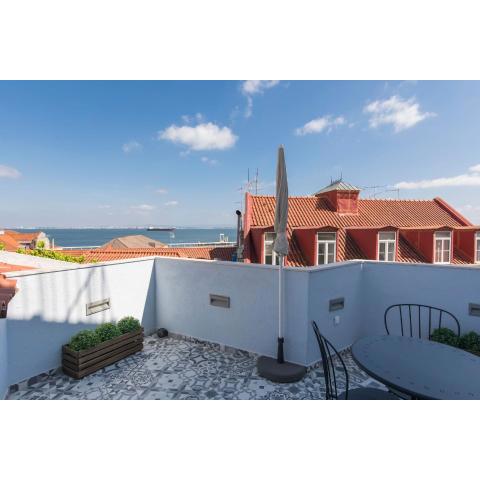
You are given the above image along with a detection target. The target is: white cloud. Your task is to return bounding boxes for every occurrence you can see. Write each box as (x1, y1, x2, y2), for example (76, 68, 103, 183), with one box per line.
(364, 95, 435, 132)
(122, 140, 142, 154)
(181, 113, 204, 124)
(201, 156, 218, 166)
(130, 204, 155, 211)
(294, 115, 345, 136)
(164, 200, 179, 206)
(159, 122, 237, 151)
(459, 204, 480, 223)
(156, 188, 168, 194)
(395, 164, 480, 189)
(241, 80, 279, 118)
(241, 80, 279, 95)
(0, 164, 21, 179)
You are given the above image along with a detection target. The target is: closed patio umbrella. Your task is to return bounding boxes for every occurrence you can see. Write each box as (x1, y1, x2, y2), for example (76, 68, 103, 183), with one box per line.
(257, 145, 306, 383)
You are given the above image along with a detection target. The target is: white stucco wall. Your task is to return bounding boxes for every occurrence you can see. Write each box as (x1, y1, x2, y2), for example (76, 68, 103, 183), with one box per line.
(154, 257, 311, 365)
(5, 258, 156, 387)
(306, 262, 365, 365)
(361, 262, 480, 337)
(3, 256, 480, 398)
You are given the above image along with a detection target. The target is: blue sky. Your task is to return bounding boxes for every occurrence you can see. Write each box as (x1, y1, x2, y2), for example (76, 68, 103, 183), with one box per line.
(1, 80, 480, 227)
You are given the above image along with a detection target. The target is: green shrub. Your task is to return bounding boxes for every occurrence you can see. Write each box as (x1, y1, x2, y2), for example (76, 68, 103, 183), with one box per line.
(36, 240, 45, 249)
(69, 330, 100, 351)
(459, 331, 480, 352)
(118, 316, 141, 334)
(430, 328, 459, 347)
(95, 322, 121, 342)
(0, 242, 5, 251)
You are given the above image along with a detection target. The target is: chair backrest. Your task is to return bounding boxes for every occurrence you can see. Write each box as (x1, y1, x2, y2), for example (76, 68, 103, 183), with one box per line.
(384, 304, 460, 339)
(312, 321, 349, 400)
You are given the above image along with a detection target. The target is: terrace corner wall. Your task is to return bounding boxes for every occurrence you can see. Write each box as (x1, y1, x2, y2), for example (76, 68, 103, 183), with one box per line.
(5, 258, 156, 387)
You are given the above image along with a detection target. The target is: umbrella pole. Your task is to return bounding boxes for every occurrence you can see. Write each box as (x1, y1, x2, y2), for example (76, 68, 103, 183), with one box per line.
(277, 254, 285, 363)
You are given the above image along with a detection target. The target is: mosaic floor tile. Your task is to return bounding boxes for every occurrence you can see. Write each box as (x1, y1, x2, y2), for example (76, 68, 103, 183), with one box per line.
(6, 335, 385, 400)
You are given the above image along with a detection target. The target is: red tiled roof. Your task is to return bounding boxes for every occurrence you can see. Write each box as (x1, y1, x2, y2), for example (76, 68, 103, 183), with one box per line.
(0, 233, 20, 251)
(246, 193, 477, 266)
(0, 262, 34, 274)
(64, 246, 236, 263)
(4, 230, 40, 242)
(396, 235, 426, 263)
(249, 195, 468, 229)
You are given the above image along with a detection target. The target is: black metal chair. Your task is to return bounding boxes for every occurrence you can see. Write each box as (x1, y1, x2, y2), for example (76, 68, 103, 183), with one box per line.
(384, 304, 461, 339)
(312, 321, 398, 400)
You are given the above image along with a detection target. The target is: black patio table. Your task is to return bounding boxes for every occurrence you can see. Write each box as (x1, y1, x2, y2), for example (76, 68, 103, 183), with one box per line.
(351, 335, 480, 400)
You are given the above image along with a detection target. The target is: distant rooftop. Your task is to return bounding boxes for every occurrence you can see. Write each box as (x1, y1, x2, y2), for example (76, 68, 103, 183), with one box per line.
(65, 245, 236, 263)
(101, 234, 166, 249)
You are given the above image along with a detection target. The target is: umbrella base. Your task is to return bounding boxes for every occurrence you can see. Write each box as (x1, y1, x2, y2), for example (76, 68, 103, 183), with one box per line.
(257, 356, 307, 383)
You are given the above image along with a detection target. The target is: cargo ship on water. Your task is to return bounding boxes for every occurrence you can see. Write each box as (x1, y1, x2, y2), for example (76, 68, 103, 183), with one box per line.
(147, 226, 176, 232)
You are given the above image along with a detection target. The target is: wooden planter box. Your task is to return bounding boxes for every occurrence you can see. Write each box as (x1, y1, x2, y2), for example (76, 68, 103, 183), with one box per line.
(62, 328, 144, 379)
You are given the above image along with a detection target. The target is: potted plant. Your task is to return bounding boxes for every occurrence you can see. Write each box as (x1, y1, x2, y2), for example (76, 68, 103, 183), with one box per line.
(430, 328, 480, 356)
(62, 316, 144, 379)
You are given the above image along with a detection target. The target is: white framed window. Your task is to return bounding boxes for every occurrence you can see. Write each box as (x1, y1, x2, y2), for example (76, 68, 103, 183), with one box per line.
(476, 232, 480, 263)
(378, 231, 396, 262)
(317, 232, 336, 265)
(434, 231, 451, 264)
(264, 232, 280, 265)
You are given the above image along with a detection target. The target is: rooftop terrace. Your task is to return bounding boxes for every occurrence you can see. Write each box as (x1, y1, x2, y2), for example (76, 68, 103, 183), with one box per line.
(2, 255, 480, 399)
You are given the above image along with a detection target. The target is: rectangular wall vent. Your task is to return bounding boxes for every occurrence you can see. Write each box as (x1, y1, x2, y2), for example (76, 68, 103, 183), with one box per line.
(469, 303, 480, 317)
(329, 297, 345, 312)
(209, 294, 230, 309)
(86, 298, 111, 316)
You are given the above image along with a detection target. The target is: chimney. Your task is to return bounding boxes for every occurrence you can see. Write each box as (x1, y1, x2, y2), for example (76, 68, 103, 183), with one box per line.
(314, 179, 360, 215)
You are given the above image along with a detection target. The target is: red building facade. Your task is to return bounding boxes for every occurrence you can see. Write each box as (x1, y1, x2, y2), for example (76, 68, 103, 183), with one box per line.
(243, 180, 480, 267)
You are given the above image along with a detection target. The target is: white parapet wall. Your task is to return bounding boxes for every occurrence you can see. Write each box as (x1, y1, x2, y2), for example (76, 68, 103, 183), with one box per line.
(0, 251, 74, 269)
(154, 257, 311, 365)
(4, 258, 156, 390)
(2, 256, 480, 398)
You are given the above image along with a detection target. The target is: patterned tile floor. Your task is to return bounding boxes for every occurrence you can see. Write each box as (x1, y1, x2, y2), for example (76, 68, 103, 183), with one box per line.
(6, 335, 386, 400)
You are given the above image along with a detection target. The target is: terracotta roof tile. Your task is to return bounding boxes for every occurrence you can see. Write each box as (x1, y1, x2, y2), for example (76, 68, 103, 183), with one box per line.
(0, 233, 20, 251)
(64, 246, 236, 263)
(247, 194, 475, 266)
(249, 195, 467, 229)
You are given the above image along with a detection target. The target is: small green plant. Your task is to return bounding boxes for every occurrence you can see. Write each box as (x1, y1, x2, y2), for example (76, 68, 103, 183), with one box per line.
(36, 240, 45, 249)
(430, 328, 459, 347)
(95, 322, 121, 342)
(0, 242, 5, 251)
(459, 331, 480, 353)
(69, 330, 100, 351)
(118, 316, 141, 334)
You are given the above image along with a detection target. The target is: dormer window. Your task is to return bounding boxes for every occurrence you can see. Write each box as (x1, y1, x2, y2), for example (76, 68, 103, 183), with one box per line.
(317, 232, 336, 265)
(434, 231, 451, 264)
(378, 231, 396, 262)
(264, 232, 280, 265)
